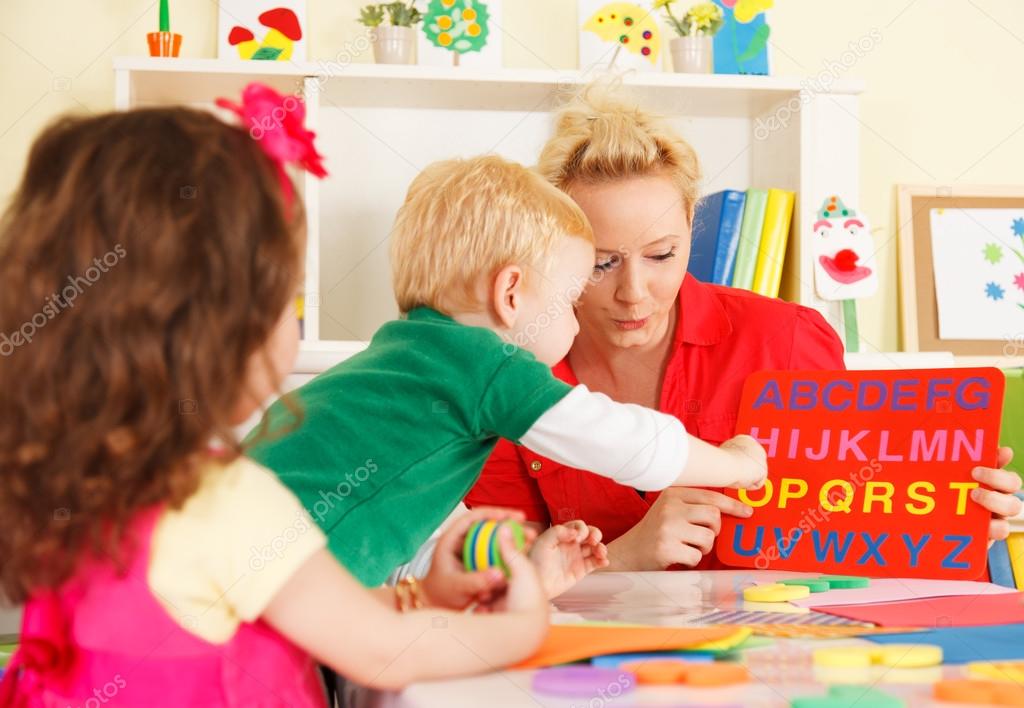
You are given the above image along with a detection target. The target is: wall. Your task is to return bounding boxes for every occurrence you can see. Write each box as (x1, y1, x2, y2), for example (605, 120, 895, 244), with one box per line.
(2, 0, 1023, 352)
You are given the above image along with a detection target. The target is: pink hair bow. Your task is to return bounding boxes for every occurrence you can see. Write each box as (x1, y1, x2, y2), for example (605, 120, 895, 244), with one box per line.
(216, 82, 328, 210)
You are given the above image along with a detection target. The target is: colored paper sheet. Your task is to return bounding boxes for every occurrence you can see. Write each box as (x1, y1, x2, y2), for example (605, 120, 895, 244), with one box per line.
(514, 624, 739, 669)
(790, 578, 1017, 608)
(814, 592, 1024, 628)
(868, 623, 1024, 664)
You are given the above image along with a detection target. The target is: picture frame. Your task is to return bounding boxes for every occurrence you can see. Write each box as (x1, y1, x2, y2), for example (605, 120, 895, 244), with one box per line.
(896, 184, 1024, 361)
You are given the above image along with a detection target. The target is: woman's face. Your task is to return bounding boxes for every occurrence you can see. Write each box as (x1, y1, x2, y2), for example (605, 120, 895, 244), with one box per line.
(569, 175, 691, 352)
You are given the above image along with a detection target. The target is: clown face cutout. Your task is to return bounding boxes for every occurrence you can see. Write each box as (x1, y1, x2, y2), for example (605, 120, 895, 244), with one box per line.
(811, 195, 879, 301)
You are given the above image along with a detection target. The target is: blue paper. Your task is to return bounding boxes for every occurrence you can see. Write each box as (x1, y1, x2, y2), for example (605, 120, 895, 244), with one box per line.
(591, 652, 713, 668)
(867, 623, 1024, 664)
(712, 0, 770, 75)
(989, 539, 1016, 588)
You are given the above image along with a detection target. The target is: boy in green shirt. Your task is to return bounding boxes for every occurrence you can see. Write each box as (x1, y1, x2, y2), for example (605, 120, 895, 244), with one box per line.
(247, 155, 766, 602)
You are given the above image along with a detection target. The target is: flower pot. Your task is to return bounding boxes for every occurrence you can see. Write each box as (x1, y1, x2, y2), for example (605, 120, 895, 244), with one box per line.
(373, 26, 417, 65)
(147, 31, 182, 57)
(670, 35, 713, 74)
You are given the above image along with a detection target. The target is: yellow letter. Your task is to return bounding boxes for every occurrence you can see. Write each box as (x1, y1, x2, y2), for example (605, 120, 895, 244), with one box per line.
(905, 481, 936, 515)
(778, 478, 809, 509)
(862, 481, 895, 514)
(820, 479, 854, 514)
(739, 479, 774, 508)
(949, 481, 979, 516)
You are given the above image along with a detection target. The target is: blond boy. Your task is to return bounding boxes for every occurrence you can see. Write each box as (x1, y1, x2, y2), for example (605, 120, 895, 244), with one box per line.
(248, 155, 765, 600)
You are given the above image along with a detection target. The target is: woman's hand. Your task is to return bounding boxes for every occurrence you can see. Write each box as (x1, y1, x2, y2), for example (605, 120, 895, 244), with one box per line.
(604, 488, 752, 571)
(420, 506, 535, 610)
(971, 446, 1023, 541)
(528, 520, 609, 599)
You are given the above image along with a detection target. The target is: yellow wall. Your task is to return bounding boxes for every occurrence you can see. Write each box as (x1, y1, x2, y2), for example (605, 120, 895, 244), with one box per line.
(2, 0, 1023, 351)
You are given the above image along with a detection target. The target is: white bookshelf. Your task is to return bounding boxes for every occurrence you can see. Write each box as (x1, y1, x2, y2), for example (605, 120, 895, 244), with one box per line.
(114, 57, 865, 373)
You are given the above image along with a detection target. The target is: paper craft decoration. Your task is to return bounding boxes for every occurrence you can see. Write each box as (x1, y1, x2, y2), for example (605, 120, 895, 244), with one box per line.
(218, 1, 306, 61)
(789, 578, 1017, 609)
(712, 0, 770, 75)
(718, 368, 1005, 580)
(147, 0, 182, 57)
(868, 623, 1024, 664)
(514, 624, 738, 669)
(422, 0, 490, 66)
(811, 196, 878, 352)
(816, 592, 1024, 628)
(896, 186, 1024, 356)
(928, 208, 1024, 340)
(418, 0, 501, 68)
(812, 196, 879, 299)
(578, 1, 661, 73)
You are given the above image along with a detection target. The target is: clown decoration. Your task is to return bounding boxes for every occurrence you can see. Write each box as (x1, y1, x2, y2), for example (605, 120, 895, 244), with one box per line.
(811, 195, 879, 352)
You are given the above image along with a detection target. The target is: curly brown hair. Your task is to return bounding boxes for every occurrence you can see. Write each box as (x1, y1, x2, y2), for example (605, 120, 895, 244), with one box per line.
(0, 107, 304, 603)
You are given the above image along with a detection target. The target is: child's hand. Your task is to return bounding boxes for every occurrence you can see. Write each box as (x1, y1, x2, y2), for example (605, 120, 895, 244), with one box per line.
(719, 434, 768, 490)
(492, 524, 550, 620)
(420, 507, 535, 610)
(528, 520, 609, 599)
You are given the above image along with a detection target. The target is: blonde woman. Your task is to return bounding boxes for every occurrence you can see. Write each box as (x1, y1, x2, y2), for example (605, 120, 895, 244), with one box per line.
(467, 88, 1022, 572)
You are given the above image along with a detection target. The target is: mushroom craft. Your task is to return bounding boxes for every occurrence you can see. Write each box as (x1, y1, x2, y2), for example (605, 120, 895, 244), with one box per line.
(229, 8, 303, 61)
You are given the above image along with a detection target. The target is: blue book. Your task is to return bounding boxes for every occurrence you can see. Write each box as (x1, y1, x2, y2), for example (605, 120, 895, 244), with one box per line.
(988, 539, 1015, 588)
(689, 190, 747, 284)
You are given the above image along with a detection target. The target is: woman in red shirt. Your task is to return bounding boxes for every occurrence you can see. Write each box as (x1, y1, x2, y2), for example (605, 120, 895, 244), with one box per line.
(465, 88, 1023, 571)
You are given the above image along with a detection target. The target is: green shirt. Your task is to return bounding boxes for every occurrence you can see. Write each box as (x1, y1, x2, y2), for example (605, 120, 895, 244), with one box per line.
(246, 307, 571, 586)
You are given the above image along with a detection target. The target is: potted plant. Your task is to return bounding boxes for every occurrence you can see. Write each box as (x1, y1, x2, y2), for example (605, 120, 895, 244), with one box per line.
(655, 0, 724, 74)
(358, 2, 422, 65)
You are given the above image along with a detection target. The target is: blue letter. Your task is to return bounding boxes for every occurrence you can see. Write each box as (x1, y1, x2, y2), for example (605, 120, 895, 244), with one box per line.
(942, 535, 972, 569)
(857, 532, 888, 566)
(790, 381, 818, 411)
(732, 524, 764, 557)
(901, 533, 930, 567)
(856, 381, 887, 411)
(753, 381, 783, 410)
(891, 379, 919, 411)
(774, 528, 804, 559)
(822, 380, 853, 412)
(955, 377, 989, 410)
(812, 530, 855, 563)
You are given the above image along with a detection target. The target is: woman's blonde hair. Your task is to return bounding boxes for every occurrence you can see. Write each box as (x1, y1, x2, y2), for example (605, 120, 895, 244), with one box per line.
(390, 154, 593, 314)
(537, 84, 702, 222)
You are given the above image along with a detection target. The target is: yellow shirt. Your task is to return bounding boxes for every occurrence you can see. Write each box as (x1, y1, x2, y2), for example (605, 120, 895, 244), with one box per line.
(147, 456, 326, 643)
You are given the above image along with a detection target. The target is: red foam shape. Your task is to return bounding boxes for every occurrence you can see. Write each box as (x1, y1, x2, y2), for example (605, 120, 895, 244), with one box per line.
(259, 8, 302, 40)
(228, 26, 254, 45)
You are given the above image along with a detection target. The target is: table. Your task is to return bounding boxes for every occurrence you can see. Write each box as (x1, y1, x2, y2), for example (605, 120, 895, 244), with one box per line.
(360, 570, 1000, 708)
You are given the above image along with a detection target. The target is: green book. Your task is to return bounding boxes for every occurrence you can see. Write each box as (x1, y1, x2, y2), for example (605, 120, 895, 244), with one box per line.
(730, 188, 768, 290)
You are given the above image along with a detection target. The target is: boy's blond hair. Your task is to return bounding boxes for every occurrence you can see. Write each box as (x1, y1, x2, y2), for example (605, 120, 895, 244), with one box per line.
(538, 84, 702, 223)
(390, 154, 594, 315)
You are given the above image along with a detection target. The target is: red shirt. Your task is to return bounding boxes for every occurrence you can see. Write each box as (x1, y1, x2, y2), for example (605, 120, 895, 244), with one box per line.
(465, 275, 846, 568)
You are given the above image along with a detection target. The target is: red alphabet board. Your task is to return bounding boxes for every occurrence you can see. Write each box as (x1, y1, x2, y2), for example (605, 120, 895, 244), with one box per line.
(718, 368, 1004, 580)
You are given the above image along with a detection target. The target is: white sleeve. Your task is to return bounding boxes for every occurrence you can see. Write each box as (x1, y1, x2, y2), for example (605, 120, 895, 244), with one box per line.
(519, 384, 688, 492)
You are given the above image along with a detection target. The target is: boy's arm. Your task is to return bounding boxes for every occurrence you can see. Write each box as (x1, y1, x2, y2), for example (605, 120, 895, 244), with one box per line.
(519, 386, 765, 491)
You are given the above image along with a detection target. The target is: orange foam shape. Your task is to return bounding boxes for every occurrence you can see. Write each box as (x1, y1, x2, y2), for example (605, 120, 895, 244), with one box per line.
(514, 624, 740, 670)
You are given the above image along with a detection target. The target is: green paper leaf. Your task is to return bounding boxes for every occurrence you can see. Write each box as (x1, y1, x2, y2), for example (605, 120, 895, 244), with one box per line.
(251, 46, 283, 60)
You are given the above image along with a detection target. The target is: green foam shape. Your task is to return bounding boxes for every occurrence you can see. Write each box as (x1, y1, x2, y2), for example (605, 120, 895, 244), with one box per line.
(817, 575, 870, 589)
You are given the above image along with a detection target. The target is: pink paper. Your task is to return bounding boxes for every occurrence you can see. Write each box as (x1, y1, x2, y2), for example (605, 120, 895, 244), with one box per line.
(791, 579, 1017, 609)
(814, 591, 1024, 628)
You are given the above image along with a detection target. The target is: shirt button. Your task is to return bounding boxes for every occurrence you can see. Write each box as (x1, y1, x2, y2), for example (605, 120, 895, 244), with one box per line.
(529, 460, 542, 472)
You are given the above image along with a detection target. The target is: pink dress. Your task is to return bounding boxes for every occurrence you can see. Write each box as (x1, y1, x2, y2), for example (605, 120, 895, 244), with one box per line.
(0, 506, 327, 707)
